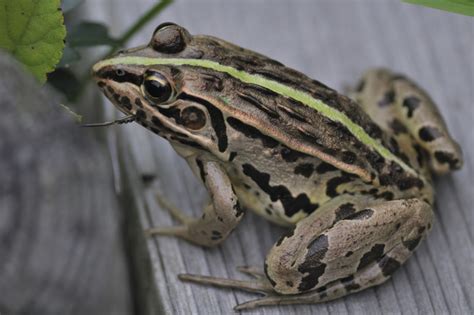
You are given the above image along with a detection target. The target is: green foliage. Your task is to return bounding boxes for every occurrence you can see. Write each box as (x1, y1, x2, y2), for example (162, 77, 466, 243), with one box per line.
(67, 22, 118, 47)
(0, 0, 66, 83)
(404, 0, 474, 16)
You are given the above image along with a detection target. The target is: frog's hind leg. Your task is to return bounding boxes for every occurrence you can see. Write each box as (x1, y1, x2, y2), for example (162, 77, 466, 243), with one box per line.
(351, 68, 462, 175)
(179, 196, 433, 310)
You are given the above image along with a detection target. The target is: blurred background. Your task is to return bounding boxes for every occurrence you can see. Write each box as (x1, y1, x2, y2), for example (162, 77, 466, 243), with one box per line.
(0, 0, 472, 314)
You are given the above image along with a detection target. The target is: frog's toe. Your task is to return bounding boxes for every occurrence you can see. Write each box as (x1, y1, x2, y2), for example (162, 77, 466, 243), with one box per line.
(236, 265, 265, 279)
(178, 273, 273, 294)
(145, 225, 188, 237)
(155, 192, 193, 224)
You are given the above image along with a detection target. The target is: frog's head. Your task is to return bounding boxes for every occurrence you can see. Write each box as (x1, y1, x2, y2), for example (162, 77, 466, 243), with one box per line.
(92, 23, 241, 159)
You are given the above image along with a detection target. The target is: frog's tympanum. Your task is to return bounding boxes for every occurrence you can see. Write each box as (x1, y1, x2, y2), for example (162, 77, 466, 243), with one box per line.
(93, 23, 463, 310)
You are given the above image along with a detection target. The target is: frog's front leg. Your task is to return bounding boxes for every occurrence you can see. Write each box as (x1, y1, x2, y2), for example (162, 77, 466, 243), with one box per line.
(147, 158, 244, 247)
(180, 196, 433, 310)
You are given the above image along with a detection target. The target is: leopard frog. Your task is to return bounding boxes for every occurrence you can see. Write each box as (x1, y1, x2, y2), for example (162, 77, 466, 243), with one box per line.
(92, 23, 463, 310)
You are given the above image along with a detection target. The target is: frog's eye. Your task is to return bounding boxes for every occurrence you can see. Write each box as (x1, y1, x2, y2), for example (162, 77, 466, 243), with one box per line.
(141, 72, 174, 104)
(151, 22, 191, 54)
(180, 106, 206, 130)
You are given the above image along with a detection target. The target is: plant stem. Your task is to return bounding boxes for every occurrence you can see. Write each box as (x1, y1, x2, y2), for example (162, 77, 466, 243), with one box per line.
(104, 0, 173, 58)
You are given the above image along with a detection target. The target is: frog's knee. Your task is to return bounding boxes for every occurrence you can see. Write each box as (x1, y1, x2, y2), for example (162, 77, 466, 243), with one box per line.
(264, 231, 331, 295)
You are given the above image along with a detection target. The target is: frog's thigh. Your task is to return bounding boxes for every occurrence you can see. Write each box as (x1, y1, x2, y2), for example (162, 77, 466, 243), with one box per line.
(265, 198, 433, 298)
(150, 159, 244, 247)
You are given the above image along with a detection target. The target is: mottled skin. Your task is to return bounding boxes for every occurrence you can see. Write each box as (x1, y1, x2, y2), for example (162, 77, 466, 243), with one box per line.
(92, 23, 463, 310)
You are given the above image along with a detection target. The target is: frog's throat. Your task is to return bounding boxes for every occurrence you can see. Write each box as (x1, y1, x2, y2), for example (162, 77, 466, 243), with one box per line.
(94, 56, 417, 177)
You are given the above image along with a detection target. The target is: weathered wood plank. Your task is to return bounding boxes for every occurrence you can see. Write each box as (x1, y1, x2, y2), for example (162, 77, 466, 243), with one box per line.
(84, 0, 473, 314)
(0, 53, 132, 314)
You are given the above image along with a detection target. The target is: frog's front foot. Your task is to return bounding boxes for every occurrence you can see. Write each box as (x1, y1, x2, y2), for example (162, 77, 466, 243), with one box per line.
(146, 160, 245, 247)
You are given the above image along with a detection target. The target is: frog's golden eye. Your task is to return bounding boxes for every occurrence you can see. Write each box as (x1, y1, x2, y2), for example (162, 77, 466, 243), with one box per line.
(180, 106, 206, 130)
(142, 72, 174, 104)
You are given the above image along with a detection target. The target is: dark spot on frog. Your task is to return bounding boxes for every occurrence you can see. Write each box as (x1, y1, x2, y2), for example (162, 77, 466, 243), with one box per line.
(285, 281, 294, 288)
(403, 236, 422, 251)
(195, 158, 206, 183)
(413, 144, 425, 167)
(357, 244, 385, 271)
(326, 174, 355, 197)
(135, 109, 146, 120)
(402, 96, 421, 118)
(419, 126, 443, 142)
(275, 229, 295, 247)
(242, 164, 319, 217)
(306, 234, 329, 262)
(397, 177, 424, 191)
(278, 102, 308, 122)
(341, 151, 357, 164)
(280, 147, 308, 162)
(366, 122, 384, 140)
(264, 262, 277, 287)
(202, 73, 224, 91)
(334, 203, 356, 223)
(378, 89, 395, 107)
(434, 151, 460, 169)
(395, 223, 401, 230)
(345, 251, 354, 257)
(243, 183, 251, 190)
(340, 275, 361, 291)
(265, 208, 273, 215)
(234, 202, 244, 217)
(379, 256, 401, 277)
(316, 162, 338, 174)
(297, 261, 327, 292)
(227, 117, 279, 148)
(389, 119, 408, 135)
(345, 208, 374, 221)
(97, 81, 106, 88)
(211, 234, 222, 241)
(316, 286, 328, 299)
(229, 151, 237, 161)
(377, 191, 394, 201)
(294, 163, 314, 178)
(135, 98, 143, 108)
(238, 92, 280, 119)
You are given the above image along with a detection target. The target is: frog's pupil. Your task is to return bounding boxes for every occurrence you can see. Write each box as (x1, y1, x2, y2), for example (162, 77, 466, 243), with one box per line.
(144, 79, 171, 103)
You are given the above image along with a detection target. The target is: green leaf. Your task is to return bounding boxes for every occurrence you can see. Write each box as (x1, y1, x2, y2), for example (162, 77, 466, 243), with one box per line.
(61, 0, 84, 13)
(403, 0, 474, 16)
(67, 22, 118, 47)
(0, 0, 66, 83)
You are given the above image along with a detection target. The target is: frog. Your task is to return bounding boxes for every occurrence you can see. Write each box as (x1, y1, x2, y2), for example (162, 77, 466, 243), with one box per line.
(92, 23, 463, 310)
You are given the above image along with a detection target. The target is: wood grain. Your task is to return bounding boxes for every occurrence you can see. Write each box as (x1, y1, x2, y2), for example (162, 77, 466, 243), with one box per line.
(85, 1, 473, 314)
(0, 53, 132, 315)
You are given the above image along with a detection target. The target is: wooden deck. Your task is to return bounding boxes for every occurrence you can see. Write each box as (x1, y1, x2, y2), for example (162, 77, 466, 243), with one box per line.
(1, 1, 471, 314)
